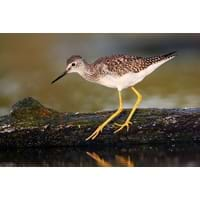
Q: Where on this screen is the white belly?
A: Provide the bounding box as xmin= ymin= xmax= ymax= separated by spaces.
xmin=97 ymin=57 xmax=173 ymax=91
xmin=98 ymin=73 xmax=143 ymax=91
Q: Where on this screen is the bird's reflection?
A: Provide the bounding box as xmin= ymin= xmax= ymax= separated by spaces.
xmin=115 ymin=155 xmax=134 ymax=167
xmin=1 ymin=144 xmax=200 ymax=166
xmin=86 ymin=152 xmax=135 ymax=167
xmin=86 ymin=152 xmax=112 ymax=166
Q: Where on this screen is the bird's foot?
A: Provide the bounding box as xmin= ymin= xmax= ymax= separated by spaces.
xmin=114 ymin=121 xmax=132 ymax=133
xmin=85 ymin=124 xmax=104 ymax=141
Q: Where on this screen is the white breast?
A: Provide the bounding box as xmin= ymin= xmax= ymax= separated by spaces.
xmin=97 ymin=56 xmax=174 ymax=91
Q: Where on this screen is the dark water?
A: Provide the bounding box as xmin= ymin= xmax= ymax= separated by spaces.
xmin=0 ymin=144 xmax=200 ymax=167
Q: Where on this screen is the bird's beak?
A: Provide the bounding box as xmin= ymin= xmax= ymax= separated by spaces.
xmin=51 ymin=71 xmax=67 ymax=84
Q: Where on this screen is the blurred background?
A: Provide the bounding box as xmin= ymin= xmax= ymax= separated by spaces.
xmin=0 ymin=33 xmax=199 ymax=116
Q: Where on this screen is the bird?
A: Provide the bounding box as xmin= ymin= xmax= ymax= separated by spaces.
xmin=51 ymin=51 xmax=176 ymax=141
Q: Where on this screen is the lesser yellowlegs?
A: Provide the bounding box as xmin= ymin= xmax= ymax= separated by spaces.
xmin=51 ymin=51 xmax=176 ymax=140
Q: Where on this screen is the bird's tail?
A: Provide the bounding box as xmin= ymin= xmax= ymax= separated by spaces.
xmin=145 ymin=51 xmax=176 ymax=65
xmin=161 ymin=51 xmax=177 ymax=59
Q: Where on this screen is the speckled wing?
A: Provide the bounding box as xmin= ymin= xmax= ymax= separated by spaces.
xmin=93 ymin=52 xmax=176 ymax=76
xmin=93 ymin=55 xmax=143 ymax=76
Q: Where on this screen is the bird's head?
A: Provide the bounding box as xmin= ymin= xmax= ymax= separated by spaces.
xmin=51 ymin=55 xmax=86 ymax=84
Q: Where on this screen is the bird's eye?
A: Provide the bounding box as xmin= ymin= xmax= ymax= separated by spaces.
xmin=72 ymin=63 xmax=75 ymax=66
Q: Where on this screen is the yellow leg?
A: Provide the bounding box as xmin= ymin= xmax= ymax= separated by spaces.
xmin=85 ymin=90 xmax=123 ymax=141
xmin=114 ymin=87 xmax=142 ymax=133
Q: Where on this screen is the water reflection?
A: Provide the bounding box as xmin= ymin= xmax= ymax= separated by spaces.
xmin=86 ymin=152 xmax=134 ymax=167
xmin=0 ymin=144 xmax=200 ymax=167
xmin=86 ymin=152 xmax=112 ymax=167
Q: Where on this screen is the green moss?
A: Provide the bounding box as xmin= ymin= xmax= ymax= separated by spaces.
xmin=9 ymin=97 xmax=63 ymax=128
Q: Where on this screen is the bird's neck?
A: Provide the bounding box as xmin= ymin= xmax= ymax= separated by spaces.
xmin=79 ymin=64 xmax=98 ymax=82
xmin=76 ymin=63 xmax=90 ymax=77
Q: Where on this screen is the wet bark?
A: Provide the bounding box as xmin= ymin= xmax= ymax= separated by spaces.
xmin=0 ymin=97 xmax=200 ymax=147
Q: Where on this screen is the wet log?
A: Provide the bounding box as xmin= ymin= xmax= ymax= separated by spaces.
xmin=0 ymin=97 xmax=200 ymax=147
